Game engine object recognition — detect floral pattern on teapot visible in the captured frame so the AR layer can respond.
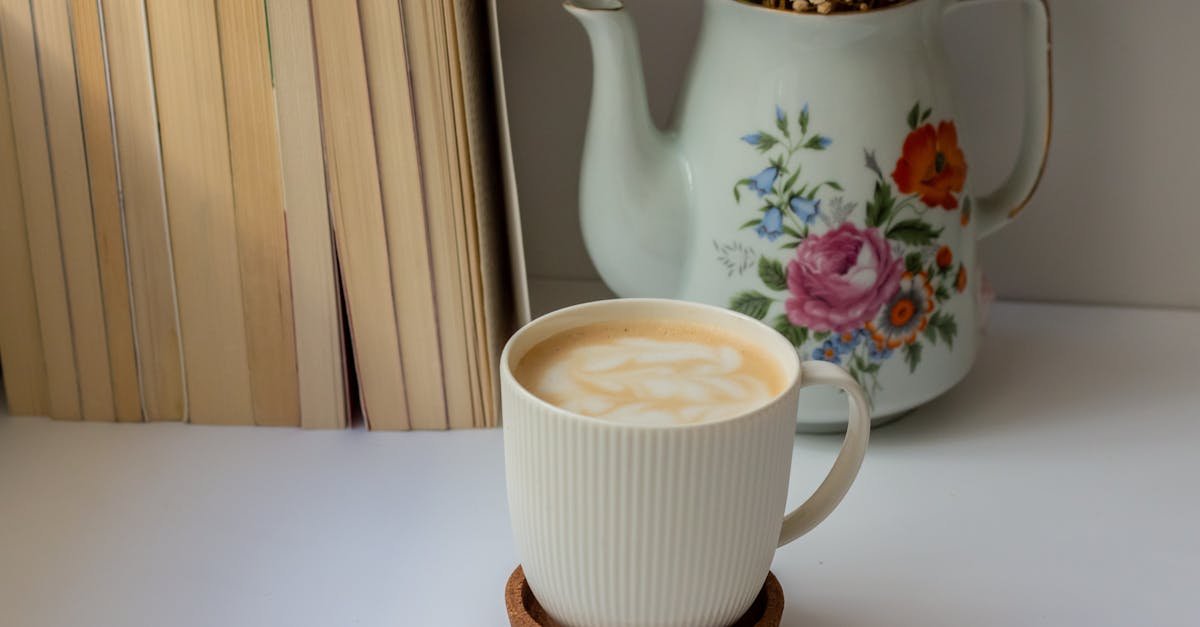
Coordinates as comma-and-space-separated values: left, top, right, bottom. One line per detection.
724, 102, 970, 397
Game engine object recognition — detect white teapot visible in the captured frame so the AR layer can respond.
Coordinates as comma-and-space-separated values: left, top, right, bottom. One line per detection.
565, 0, 1051, 431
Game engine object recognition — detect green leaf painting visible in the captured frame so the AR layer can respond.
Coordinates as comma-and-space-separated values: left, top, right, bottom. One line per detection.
772, 315, 808, 347
905, 252, 924, 274
886, 219, 942, 246
758, 256, 788, 291
866, 180, 895, 228
730, 290, 772, 320
903, 341, 922, 373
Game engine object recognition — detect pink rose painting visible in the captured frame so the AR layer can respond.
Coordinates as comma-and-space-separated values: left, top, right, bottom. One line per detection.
785, 223, 902, 333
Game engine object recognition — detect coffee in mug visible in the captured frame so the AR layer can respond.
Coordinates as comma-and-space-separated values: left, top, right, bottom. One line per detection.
513, 320, 787, 426
503, 299, 870, 627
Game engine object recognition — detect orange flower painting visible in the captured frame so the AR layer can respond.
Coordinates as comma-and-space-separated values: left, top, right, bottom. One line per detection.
891, 121, 967, 210
935, 245, 953, 269
866, 272, 935, 350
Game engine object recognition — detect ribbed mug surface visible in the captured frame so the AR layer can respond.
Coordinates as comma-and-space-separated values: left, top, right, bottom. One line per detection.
502, 298, 805, 627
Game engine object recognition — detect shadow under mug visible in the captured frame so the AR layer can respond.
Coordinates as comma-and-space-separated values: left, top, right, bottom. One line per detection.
502, 298, 870, 627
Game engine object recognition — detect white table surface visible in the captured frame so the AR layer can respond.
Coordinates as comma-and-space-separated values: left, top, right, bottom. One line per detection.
2, 301, 1199, 627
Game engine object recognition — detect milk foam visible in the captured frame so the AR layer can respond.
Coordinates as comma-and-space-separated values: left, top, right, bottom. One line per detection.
515, 322, 785, 426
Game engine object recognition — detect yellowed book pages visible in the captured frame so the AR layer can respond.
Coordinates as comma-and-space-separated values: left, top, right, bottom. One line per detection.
100, 0, 185, 421
0, 40, 49, 417
311, 0, 410, 430
447, 0, 510, 427
68, 0, 142, 422
146, 0, 253, 424
0, 0, 80, 419
264, 0, 347, 429
441, 0, 487, 428
216, 0, 301, 427
456, 0, 515, 427
440, 1, 486, 430
32, 0, 116, 422
359, 0, 448, 430
401, 0, 478, 429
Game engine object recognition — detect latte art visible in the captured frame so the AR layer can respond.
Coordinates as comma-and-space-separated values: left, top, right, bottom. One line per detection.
514, 321, 786, 426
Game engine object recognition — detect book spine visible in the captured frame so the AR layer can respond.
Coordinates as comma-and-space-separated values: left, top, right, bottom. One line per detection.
311, 0, 411, 430
146, 0, 254, 424
0, 0, 81, 419
0, 35, 50, 417
265, 0, 347, 429
33, 0, 117, 421
216, 0, 301, 427
69, 0, 142, 422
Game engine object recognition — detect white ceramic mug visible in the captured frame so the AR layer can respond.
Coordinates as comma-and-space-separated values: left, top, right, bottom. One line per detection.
502, 299, 871, 627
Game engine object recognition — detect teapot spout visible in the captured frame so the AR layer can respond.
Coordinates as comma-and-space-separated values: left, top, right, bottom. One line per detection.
564, 0, 690, 298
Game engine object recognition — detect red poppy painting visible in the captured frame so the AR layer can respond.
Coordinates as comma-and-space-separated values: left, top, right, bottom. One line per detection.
891, 121, 967, 210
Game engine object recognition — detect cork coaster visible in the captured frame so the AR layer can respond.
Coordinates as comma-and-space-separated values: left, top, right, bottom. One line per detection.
505, 566, 784, 627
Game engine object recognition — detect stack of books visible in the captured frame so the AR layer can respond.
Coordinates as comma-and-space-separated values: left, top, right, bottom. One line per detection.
0, 0, 518, 429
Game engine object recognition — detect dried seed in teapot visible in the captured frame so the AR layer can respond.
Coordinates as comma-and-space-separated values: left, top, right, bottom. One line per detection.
745, 0, 912, 13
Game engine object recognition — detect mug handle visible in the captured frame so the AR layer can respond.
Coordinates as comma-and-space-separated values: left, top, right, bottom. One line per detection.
949, 0, 1052, 237
778, 361, 871, 547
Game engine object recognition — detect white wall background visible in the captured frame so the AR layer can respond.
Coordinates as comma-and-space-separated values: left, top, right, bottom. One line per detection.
498, 0, 1200, 310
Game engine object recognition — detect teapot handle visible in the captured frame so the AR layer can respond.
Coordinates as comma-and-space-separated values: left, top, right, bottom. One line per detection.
949, 0, 1052, 237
